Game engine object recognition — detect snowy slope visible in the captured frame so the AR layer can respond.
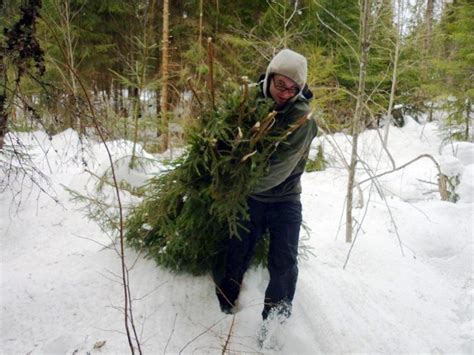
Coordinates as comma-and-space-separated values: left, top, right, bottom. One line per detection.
1, 119, 473, 354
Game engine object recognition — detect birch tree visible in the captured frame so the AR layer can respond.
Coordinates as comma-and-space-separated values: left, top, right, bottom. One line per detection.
345, 0, 371, 243
383, 0, 405, 146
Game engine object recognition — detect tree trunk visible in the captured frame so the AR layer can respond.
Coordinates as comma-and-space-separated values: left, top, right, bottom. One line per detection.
207, 38, 215, 109
112, 80, 119, 114
346, 0, 371, 243
60, 0, 81, 133
383, 0, 403, 149
160, 0, 170, 151
383, 28, 400, 150
0, 49, 7, 150
198, 0, 203, 44
465, 99, 471, 141
130, 86, 141, 167
428, 101, 434, 122
424, 0, 434, 54
215, 0, 219, 34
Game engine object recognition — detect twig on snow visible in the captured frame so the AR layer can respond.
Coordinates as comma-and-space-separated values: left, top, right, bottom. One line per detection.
164, 312, 178, 355
222, 315, 236, 354
179, 316, 227, 354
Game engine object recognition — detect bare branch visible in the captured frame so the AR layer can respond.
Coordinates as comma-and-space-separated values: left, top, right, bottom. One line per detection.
222, 315, 236, 354
179, 317, 227, 354
164, 313, 178, 355
358, 153, 449, 201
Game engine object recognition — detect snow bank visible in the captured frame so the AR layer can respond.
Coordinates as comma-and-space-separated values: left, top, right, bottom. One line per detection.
439, 142, 474, 202
441, 141, 474, 165
7, 131, 162, 196
457, 164, 474, 203
86, 139, 164, 189
315, 119, 473, 203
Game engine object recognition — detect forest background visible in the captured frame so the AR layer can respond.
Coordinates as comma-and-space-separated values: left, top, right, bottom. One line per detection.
1, 0, 472, 154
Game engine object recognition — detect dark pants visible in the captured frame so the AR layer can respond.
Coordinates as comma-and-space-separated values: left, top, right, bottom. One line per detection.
214, 197, 302, 319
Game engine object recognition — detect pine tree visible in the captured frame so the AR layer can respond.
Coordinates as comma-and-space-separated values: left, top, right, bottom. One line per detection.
434, 0, 474, 140
125, 84, 304, 274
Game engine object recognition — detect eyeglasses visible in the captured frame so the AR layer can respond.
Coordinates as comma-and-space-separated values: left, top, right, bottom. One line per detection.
272, 77, 300, 96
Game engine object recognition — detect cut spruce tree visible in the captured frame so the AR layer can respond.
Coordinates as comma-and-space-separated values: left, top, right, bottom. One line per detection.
125, 85, 308, 275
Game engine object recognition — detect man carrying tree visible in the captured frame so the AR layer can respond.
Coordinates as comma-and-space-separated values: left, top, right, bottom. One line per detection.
213, 48, 318, 321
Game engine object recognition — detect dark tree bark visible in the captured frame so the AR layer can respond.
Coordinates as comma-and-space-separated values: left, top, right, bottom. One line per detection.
160, 0, 170, 151
424, 0, 434, 53
0, 49, 7, 150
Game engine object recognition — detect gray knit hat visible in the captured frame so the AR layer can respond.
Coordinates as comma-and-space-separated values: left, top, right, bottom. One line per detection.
263, 49, 308, 98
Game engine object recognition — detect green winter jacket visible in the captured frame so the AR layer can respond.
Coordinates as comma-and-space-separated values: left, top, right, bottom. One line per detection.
250, 82, 318, 202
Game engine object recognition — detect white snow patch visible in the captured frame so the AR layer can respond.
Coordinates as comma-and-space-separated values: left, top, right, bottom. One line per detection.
1, 122, 473, 354
457, 164, 474, 203
441, 141, 474, 166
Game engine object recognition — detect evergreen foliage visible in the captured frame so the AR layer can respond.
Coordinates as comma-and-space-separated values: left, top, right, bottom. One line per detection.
306, 144, 326, 172
398, 0, 473, 140
434, 0, 474, 140
3, 1, 472, 163
125, 86, 298, 274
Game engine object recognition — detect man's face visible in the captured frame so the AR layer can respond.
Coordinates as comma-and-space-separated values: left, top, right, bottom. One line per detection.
269, 74, 300, 107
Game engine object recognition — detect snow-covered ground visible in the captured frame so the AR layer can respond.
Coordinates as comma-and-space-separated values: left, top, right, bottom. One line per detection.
1, 118, 473, 354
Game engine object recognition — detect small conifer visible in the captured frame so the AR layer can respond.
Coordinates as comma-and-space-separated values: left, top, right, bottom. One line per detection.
126, 84, 296, 274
